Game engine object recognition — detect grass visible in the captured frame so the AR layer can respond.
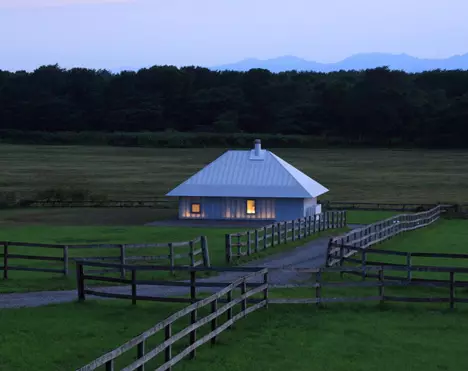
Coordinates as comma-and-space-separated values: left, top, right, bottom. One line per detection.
0, 224, 347, 293
345, 210, 400, 224
1, 144, 468, 203
360, 218, 468, 281
2, 299, 468, 371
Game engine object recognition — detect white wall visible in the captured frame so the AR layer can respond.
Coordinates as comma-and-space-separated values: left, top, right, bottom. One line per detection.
303, 197, 318, 217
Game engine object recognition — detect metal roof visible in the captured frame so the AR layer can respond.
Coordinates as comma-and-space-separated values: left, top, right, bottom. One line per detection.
166, 148, 329, 198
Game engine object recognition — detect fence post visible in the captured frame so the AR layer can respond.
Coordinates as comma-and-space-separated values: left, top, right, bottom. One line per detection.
105, 360, 114, 371
165, 324, 172, 366
450, 272, 455, 310
315, 270, 322, 307
189, 240, 195, 267
211, 299, 218, 345
379, 266, 385, 305
201, 236, 210, 267
225, 234, 232, 264
263, 270, 269, 309
361, 250, 366, 280
76, 262, 85, 301
3, 242, 8, 279
308, 215, 312, 235
247, 231, 251, 256
63, 245, 69, 277
331, 212, 335, 229
190, 269, 197, 359
169, 243, 174, 274
271, 224, 276, 247
339, 241, 345, 277
254, 229, 259, 253
226, 290, 233, 329
406, 253, 412, 281
277, 223, 281, 243
241, 280, 247, 312
120, 244, 126, 279
263, 226, 267, 250
137, 340, 145, 371
292, 220, 296, 241
131, 268, 137, 305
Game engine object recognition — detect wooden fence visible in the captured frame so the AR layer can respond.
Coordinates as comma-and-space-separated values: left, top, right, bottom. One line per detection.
225, 211, 347, 264
322, 201, 439, 212
76, 266, 268, 371
325, 242, 468, 282
26, 198, 176, 208
0, 236, 210, 279
326, 205, 441, 267
270, 265, 468, 309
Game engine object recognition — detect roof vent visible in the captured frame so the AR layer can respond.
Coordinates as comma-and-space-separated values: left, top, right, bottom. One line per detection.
249, 139, 265, 161
254, 139, 261, 156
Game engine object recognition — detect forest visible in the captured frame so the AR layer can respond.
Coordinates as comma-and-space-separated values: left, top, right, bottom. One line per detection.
0, 64, 467, 147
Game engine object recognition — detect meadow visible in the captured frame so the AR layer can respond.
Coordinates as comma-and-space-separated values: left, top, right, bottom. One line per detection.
1, 144, 468, 371
1, 144, 468, 203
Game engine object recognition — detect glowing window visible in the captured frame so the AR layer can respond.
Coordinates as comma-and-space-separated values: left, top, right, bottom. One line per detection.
191, 203, 201, 214
246, 200, 256, 214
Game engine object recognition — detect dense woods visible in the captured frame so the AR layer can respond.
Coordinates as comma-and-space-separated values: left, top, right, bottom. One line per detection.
1, 64, 468, 147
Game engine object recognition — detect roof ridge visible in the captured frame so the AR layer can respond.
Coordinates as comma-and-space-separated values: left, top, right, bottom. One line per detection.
269, 152, 313, 196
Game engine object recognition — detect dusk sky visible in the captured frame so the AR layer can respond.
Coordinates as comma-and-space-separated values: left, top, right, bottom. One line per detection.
1, 0, 468, 71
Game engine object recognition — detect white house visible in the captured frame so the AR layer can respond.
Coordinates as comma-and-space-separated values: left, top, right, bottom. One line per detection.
166, 139, 329, 221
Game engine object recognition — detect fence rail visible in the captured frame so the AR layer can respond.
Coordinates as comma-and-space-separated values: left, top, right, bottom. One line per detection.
76, 266, 268, 371
325, 242, 468, 282
225, 211, 346, 263
267, 265, 468, 308
326, 205, 441, 267
0, 236, 210, 279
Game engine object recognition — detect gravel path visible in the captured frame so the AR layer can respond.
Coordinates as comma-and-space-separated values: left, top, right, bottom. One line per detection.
1, 226, 364, 309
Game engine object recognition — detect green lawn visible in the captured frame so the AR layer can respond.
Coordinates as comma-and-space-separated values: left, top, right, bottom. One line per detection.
345, 210, 400, 224
2, 300, 467, 371
355, 219, 468, 281
0, 225, 346, 293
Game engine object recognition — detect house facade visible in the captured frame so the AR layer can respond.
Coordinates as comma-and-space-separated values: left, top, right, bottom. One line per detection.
166, 140, 329, 222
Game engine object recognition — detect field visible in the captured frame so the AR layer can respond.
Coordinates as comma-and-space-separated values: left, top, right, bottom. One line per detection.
2, 220, 468, 371
1, 298, 467, 370
2, 144, 468, 371
1, 144, 468, 203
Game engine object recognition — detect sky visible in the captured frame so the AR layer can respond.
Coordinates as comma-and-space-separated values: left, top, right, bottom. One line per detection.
1, 0, 468, 71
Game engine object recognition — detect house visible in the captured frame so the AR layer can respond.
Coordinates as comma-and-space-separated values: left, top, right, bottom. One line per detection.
166, 140, 329, 221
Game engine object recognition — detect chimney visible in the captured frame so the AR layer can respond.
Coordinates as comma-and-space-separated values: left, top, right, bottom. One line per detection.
254, 139, 261, 156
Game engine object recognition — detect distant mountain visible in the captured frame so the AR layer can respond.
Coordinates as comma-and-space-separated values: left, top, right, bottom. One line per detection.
212, 53, 468, 73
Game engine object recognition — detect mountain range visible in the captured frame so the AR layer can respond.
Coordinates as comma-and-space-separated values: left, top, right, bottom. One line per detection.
211, 53, 468, 73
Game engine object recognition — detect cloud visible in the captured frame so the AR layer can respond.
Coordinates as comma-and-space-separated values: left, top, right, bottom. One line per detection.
0, 0, 133, 8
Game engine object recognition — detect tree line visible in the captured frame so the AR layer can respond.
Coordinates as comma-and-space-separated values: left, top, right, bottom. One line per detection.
1, 64, 467, 147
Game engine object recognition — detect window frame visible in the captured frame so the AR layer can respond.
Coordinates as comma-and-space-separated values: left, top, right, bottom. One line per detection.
191, 203, 201, 214
246, 199, 256, 215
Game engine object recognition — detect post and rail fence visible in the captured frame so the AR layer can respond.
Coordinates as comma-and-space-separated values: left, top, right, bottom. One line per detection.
75, 264, 268, 371
326, 205, 441, 267
225, 210, 347, 264
269, 265, 468, 309
0, 236, 210, 280
75, 261, 468, 370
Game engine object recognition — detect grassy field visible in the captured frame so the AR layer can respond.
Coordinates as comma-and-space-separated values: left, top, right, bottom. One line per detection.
1, 144, 468, 203
1, 299, 467, 371
357, 218, 468, 281
0, 224, 346, 293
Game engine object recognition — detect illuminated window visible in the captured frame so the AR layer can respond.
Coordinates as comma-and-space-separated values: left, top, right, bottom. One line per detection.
191, 203, 201, 214
246, 200, 256, 214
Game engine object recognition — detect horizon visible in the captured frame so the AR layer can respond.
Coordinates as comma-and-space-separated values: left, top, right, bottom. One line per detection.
1, 0, 468, 71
